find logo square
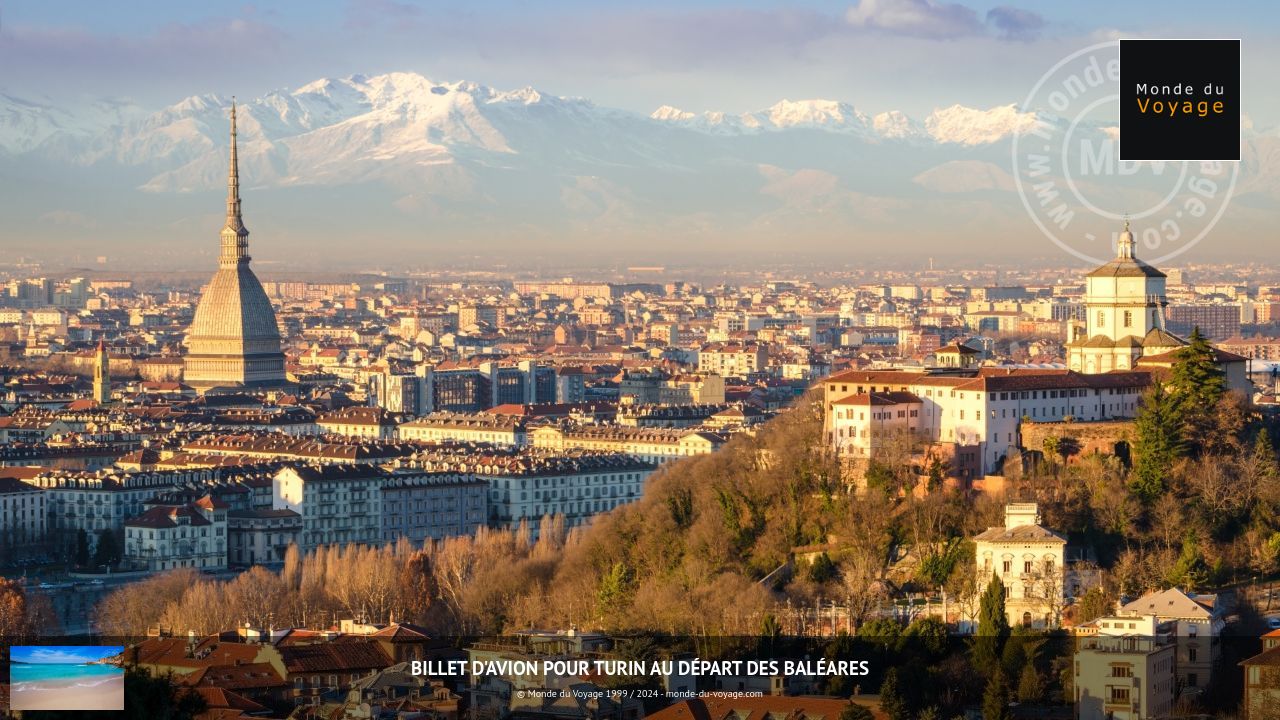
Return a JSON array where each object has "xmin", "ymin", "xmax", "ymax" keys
[{"xmin": 1119, "ymin": 39, "xmax": 1240, "ymax": 161}]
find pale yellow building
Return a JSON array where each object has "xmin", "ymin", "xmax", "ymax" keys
[{"xmin": 973, "ymin": 503, "xmax": 1066, "ymax": 629}]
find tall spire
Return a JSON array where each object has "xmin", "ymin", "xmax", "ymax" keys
[{"xmin": 219, "ymin": 97, "xmax": 250, "ymax": 268}]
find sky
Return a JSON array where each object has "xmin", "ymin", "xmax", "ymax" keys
[
  {"xmin": 3, "ymin": 0, "xmax": 1278, "ymax": 120},
  {"xmin": 11, "ymin": 646, "xmax": 123, "ymax": 664},
  {"xmin": 2, "ymin": 0, "xmax": 1279, "ymax": 269}
]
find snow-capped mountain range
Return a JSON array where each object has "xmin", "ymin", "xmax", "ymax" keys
[
  {"xmin": 1, "ymin": 71, "xmax": 1274, "ymax": 264},
  {"xmin": 1, "ymin": 71, "xmax": 1045, "ymax": 191}
]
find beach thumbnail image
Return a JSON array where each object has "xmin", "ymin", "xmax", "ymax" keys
[{"xmin": 9, "ymin": 645, "xmax": 125, "ymax": 711}]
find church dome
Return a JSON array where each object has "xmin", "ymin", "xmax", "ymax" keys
[
  {"xmin": 1086, "ymin": 221, "xmax": 1166, "ymax": 278},
  {"xmin": 187, "ymin": 264, "xmax": 281, "ymax": 352}
]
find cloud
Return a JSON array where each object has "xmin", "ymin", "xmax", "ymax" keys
[
  {"xmin": 845, "ymin": 0, "xmax": 983, "ymax": 40},
  {"xmin": 14, "ymin": 646, "xmax": 119, "ymax": 664},
  {"xmin": 985, "ymin": 6, "xmax": 1045, "ymax": 41},
  {"xmin": 27, "ymin": 648, "xmax": 88, "ymax": 663},
  {"xmin": 0, "ymin": 14, "xmax": 289, "ymax": 104}
]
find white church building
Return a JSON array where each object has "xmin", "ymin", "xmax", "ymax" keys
[
  {"xmin": 1066, "ymin": 221, "xmax": 1186, "ymax": 373},
  {"xmin": 824, "ymin": 222, "xmax": 1249, "ymax": 478}
]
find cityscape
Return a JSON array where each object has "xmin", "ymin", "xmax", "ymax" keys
[{"xmin": 3, "ymin": 1, "xmax": 1280, "ymax": 720}]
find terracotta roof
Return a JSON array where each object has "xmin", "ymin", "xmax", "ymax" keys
[
  {"xmin": 1120, "ymin": 588, "xmax": 1217, "ymax": 619},
  {"xmin": 974, "ymin": 524, "xmax": 1066, "ymax": 543},
  {"xmin": 831, "ymin": 391, "xmax": 922, "ymax": 407},
  {"xmin": 279, "ymin": 642, "xmax": 391, "ymax": 673},
  {"xmin": 191, "ymin": 686, "xmax": 268, "ymax": 712},
  {"xmin": 826, "ymin": 367, "xmax": 1151, "ymax": 393},
  {"xmin": 181, "ymin": 662, "xmax": 287, "ymax": 690},
  {"xmin": 125, "ymin": 505, "xmax": 213, "ymax": 529},
  {"xmin": 118, "ymin": 448, "xmax": 163, "ymax": 465},
  {"xmin": 1240, "ymin": 644, "xmax": 1280, "ymax": 668},
  {"xmin": 195, "ymin": 495, "xmax": 231, "ymax": 510},
  {"xmin": 1137, "ymin": 346, "xmax": 1248, "ymax": 365},
  {"xmin": 130, "ymin": 637, "xmax": 262, "ymax": 669},
  {"xmin": 369, "ymin": 622, "xmax": 432, "ymax": 642}
]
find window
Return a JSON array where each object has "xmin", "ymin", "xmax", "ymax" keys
[
  {"xmin": 1111, "ymin": 665, "xmax": 1132, "ymax": 678},
  {"xmin": 1109, "ymin": 687, "xmax": 1130, "ymax": 703},
  {"xmin": 1002, "ymin": 560, "xmax": 1011, "ymax": 573},
  {"xmin": 1024, "ymin": 560, "xmax": 1033, "ymax": 574},
  {"xmin": 1097, "ymin": 310, "xmax": 1105, "ymax": 326},
  {"xmin": 1123, "ymin": 310, "xmax": 1133, "ymax": 327}
]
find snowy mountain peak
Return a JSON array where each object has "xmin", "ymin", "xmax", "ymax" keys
[
  {"xmin": 646, "ymin": 98, "xmax": 1038, "ymax": 144},
  {"xmin": 924, "ymin": 103, "xmax": 1042, "ymax": 146},
  {"xmin": 171, "ymin": 93, "xmax": 227, "ymax": 116},
  {"xmin": 872, "ymin": 110, "xmax": 926, "ymax": 141},
  {"xmin": 761, "ymin": 99, "xmax": 868, "ymax": 130},
  {"xmin": 651, "ymin": 105, "xmax": 695, "ymax": 122}
]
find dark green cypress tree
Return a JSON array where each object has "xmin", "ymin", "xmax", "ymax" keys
[
  {"xmin": 878, "ymin": 667, "xmax": 911, "ymax": 720},
  {"xmin": 1168, "ymin": 327, "xmax": 1227, "ymax": 455},
  {"xmin": 1131, "ymin": 381, "xmax": 1185, "ymax": 503},
  {"xmin": 974, "ymin": 572, "xmax": 1010, "ymax": 670},
  {"xmin": 982, "ymin": 669, "xmax": 1012, "ymax": 720},
  {"xmin": 1169, "ymin": 327, "xmax": 1227, "ymax": 410}
]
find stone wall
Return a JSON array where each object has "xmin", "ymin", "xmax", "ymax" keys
[{"xmin": 1019, "ymin": 419, "xmax": 1135, "ymax": 467}]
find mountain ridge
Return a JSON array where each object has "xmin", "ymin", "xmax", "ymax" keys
[
  {"xmin": 1, "ymin": 71, "xmax": 1049, "ymax": 190},
  {"xmin": 2, "ymin": 71, "xmax": 1276, "ymax": 264}
]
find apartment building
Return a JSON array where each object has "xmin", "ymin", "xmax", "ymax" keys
[
  {"xmin": 0, "ymin": 476, "xmax": 46, "ymax": 549},
  {"xmin": 1240, "ymin": 629, "xmax": 1280, "ymax": 720},
  {"xmin": 124, "ymin": 495, "xmax": 228, "ymax": 572},
  {"xmin": 1120, "ymin": 588, "xmax": 1225, "ymax": 693},
  {"xmin": 1074, "ymin": 614, "xmax": 1177, "ymax": 720},
  {"xmin": 380, "ymin": 471, "xmax": 487, "ymax": 544},
  {"xmin": 478, "ymin": 454, "xmax": 655, "ymax": 537},
  {"xmin": 273, "ymin": 465, "xmax": 385, "ymax": 551},
  {"xmin": 316, "ymin": 407, "xmax": 400, "ymax": 440},
  {"xmin": 529, "ymin": 425, "xmax": 726, "ymax": 465},
  {"xmin": 397, "ymin": 413, "xmax": 528, "ymax": 446},
  {"xmin": 698, "ymin": 342, "xmax": 767, "ymax": 378},
  {"xmin": 227, "ymin": 508, "xmax": 303, "ymax": 566}
]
